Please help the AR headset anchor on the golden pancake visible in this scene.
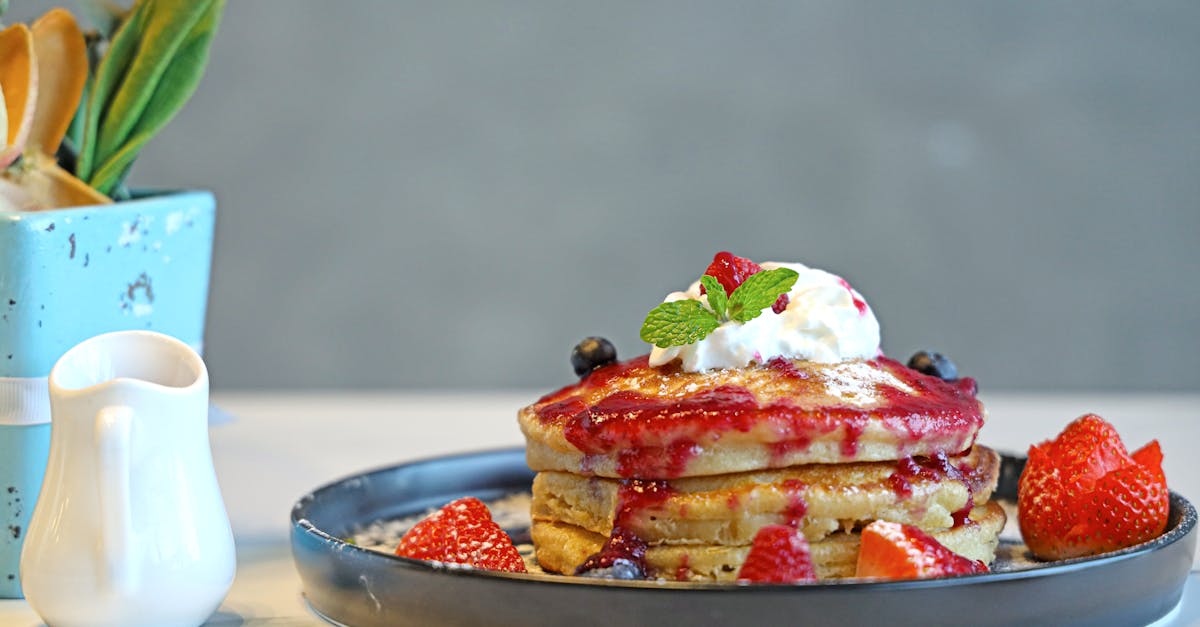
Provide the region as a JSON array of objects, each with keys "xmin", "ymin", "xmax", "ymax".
[
  {"xmin": 531, "ymin": 445, "xmax": 999, "ymax": 546},
  {"xmin": 532, "ymin": 501, "xmax": 1006, "ymax": 581},
  {"xmin": 520, "ymin": 356, "xmax": 984, "ymax": 478}
]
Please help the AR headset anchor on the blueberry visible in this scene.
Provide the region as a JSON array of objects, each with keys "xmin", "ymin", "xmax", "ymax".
[
  {"xmin": 576, "ymin": 558, "xmax": 644, "ymax": 580},
  {"xmin": 571, "ymin": 337, "xmax": 617, "ymax": 378},
  {"xmin": 907, "ymin": 351, "xmax": 958, "ymax": 381}
]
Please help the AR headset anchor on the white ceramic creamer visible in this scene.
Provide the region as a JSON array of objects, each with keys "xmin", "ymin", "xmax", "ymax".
[{"xmin": 20, "ymin": 330, "xmax": 235, "ymax": 627}]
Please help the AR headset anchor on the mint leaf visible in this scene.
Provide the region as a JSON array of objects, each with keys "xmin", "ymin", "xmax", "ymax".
[
  {"xmin": 640, "ymin": 300, "xmax": 721, "ymax": 348},
  {"xmin": 700, "ymin": 275, "xmax": 728, "ymax": 319},
  {"xmin": 728, "ymin": 268, "xmax": 798, "ymax": 322}
]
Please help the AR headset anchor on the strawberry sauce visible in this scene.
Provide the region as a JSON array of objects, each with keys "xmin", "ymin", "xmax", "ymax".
[
  {"xmin": 575, "ymin": 479, "xmax": 675, "ymax": 576},
  {"xmin": 765, "ymin": 357, "xmax": 810, "ymax": 380},
  {"xmin": 675, "ymin": 555, "xmax": 692, "ymax": 581},
  {"xmin": 886, "ymin": 451, "xmax": 979, "ymax": 527},
  {"xmin": 782, "ymin": 479, "xmax": 808, "ymax": 528},
  {"xmin": 836, "ymin": 277, "xmax": 869, "ymax": 316},
  {"xmin": 535, "ymin": 356, "xmax": 983, "ymax": 479}
]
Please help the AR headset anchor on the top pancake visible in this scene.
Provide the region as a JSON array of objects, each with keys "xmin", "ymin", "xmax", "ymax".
[{"xmin": 520, "ymin": 355, "xmax": 984, "ymax": 478}]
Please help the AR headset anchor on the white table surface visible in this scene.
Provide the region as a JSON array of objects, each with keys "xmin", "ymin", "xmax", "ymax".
[{"xmin": 1, "ymin": 390, "xmax": 1197, "ymax": 626}]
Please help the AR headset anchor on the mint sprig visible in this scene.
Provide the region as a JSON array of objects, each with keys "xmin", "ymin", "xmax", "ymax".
[
  {"xmin": 639, "ymin": 300, "xmax": 722, "ymax": 348},
  {"xmin": 640, "ymin": 267, "xmax": 798, "ymax": 349},
  {"xmin": 728, "ymin": 268, "xmax": 797, "ymax": 322},
  {"xmin": 700, "ymin": 275, "xmax": 727, "ymax": 318}
]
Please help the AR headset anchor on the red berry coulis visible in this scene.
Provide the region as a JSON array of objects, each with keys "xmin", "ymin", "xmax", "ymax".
[
  {"xmin": 535, "ymin": 356, "xmax": 983, "ymax": 479},
  {"xmin": 574, "ymin": 479, "xmax": 675, "ymax": 576},
  {"xmin": 782, "ymin": 479, "xmax": 808, "ymax": 528},
  {"xmin": 836, "ymin": 277, "xmax": 869, "ymax": 316},
  {"xmin": 886, "ymin": 451, "xmax": 980, "ymax": 527},
  {"xmin": 675, "ymin": 555, "xmax": 692, "ymax": 581}
]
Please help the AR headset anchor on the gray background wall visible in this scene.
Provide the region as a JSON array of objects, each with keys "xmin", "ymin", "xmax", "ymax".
[{"xmin": 12, "ymin": 1, "xmax": 1200, "ymax": 391}]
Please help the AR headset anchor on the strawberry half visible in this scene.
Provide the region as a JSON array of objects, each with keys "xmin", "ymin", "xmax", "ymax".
[
  {"xmin": 395, "ymin": 497, "xmax": 527, "ymax": 572},
  {"xmin": 855, "ymin": 520, "xmax": 988, "ymax": 580},
  {"xmin": 1017, "ymin": 414, "xmax": 1169, "ymax": 560},
  {"xmin": 700, "ymin": 251, "xmax": 790, "ymax": 313},
  {"xmin": 702, "ymin": 251, "xmax": 763, "ymax": 296},
  {"xmin": 737, "ymin": 524, "xmax": 817, "ymax": 583}
]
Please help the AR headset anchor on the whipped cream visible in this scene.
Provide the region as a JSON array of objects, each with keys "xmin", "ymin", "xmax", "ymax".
[{"xmin": 648, "ymin": 262, "xmax": 881, "ymax": 372}]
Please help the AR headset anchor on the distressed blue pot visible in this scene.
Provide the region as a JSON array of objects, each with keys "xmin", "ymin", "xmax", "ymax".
[{"xmin": 0, "ymin": 190, "xmax": 215, "ymax": 597}]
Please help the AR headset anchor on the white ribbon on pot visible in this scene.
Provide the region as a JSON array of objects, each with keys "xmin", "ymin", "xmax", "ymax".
[{"xmin": 0, "ymin": 377, "xmax": 51, "ymax": 426}]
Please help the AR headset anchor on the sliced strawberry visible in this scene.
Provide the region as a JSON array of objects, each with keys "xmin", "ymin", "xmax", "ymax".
[
  {"xmin": 737, "ymin": 524, "xmax": 816, "ymax": 583},
  {"xmin": 701, "ymin": 251, "xmax": 762, "ymax": 297},
  {"xmin": 395, "ymin": 497, "xmax": 527, "ymax": 572},
  {"xmin": 1018, "ymin": 415, "xmax": 1169, "ymax": 560},
  {"xmin": 855, "ymin": 520, "xmax": 987, "ymax": 580}
]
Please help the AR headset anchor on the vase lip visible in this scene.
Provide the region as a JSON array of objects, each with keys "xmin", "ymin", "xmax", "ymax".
[{"xmin": 0, "ymin": 189, "xmax": 215, "ymax": 219}]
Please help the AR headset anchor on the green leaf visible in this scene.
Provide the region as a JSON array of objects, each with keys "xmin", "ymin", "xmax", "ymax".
[
  {"xmin": 95, "ymin": 0, "xmax": 214, "ymax": 160},
  {"xmin": 640, "ymin": 300, "xmax": 721, "ymax": 348},
  {"xmin": 700, "ymin": 274, "xmax": 727, "ymax": 319},
  {"xmin": 80, "ymin": 0, "xmax": 226, "ymax": 194},
  {"xmin": 63, "ymin": 29, "xmax": 108, "ymax": 168},
  {"xmin": 728, "ymin": 268, "xmax": 798, "ymax": 322},
  {"xmin": 76, "ymin": 0, "xmax": 146, "ymax": 182}
]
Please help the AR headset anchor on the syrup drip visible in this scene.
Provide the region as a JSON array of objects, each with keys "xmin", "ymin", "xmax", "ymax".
[
  {"xmin": 616, "ymin": 440, "xmax": 700, "ymax": 478},
  {"xmin": 950, "ymin": 504, "xmax": 973, "ymax": 528},
  {"xmin": 836, "ymin": 277, "xmax": 869, "ymax": 316},
  {"xmin": 675, "ymin": 554, "xmax": 692, "ymax": 581},
  {"xmin": 886, "ymin": 452, "xmax": 978, "ymax": 527},
  {"xmin": 537, "ymin": 356, "xmax": 982, "ymax": 479},
  {"xmin": 781, "ymin": 479, "xmax": 808, "ymax": 528},
  {"xmin": 575, "ymin": 479, "xmax": 675, "ymax": 576},
  {"xmin": 766, "ymin": 437, "xmax": 815, "ymax": 464},
  {"xmin": 841, "ymin": 419, "xmax": 867, "ymax": 457}
]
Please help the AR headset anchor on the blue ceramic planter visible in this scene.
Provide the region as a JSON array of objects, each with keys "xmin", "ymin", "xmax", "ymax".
[{"xmin": 0, "ymin": 190, "xmax": 215, "ymax": 597}]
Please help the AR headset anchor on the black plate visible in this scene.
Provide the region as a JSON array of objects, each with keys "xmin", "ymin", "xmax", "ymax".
[{"xmin": 291, "ymin": 448, "xmax": 1197, "ymax": 627}]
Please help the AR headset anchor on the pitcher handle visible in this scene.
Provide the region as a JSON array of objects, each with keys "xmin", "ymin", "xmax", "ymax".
[{"xmin": 95, "ymin": 406, "xmax": 137, "ymax": 595}]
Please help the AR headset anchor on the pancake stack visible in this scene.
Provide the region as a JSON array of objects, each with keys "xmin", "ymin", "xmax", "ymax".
[{"xmin": 518, "ymin": 355, "xmax": 1003, "ymax": 581}]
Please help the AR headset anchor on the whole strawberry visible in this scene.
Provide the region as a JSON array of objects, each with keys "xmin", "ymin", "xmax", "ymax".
[
  {"xmin": 1018, "ymin": 414, "xmax": 1169, "ymax": 560},
  {"xmin": 737, "ymin": 525, "xmax": 817, "ymax": 583},
  {"xmin": 395, "ymin": 497, "xmax": 527, "ymax": 572}
]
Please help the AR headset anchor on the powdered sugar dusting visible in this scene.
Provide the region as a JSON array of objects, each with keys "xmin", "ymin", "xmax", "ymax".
[{"xmin": 820, "ymin": 361, "xmax": 914, "ymax": 407}]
